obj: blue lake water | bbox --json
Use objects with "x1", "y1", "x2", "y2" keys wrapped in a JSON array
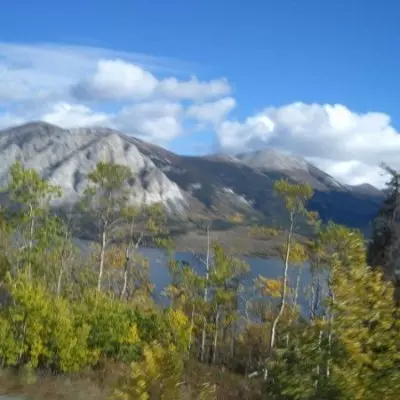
[
  {"x1": 73, "y1": 239, "x2": 327, "y2": 312},
  {"x1": 139, "y1": 248, "x2": 324, "y2": 312}
]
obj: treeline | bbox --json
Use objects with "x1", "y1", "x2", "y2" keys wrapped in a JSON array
[{"x1": 0, "y1": 161, "x2": 399, "y2": 399}]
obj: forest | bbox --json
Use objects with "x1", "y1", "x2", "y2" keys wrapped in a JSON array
[{"x1": 0, "y1": 161, "x2": 399, "y2": 399}]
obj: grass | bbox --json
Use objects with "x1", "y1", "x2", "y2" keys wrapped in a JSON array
[{"x1": 0, "y1": 361, "x2": 264, "y2": 400}]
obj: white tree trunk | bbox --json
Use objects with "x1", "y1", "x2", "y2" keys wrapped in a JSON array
[
  {"x1": 97, "y1": 223, "x2": 107, "y2": 291},
  {"x1": 200, "y1": 224, "x2": 211, "y2": 362},
  {"x1": 120, "y1": 246, "x2": 130, "y2": 299},
  {"x1": 27, "y1": 204, "x2": 35, "y2": 280},
  {"x1": 326, "y1": 271, "x2": 335, "y2": 378},
  {"x1": 286, "y1": 264, "x2": 303, "y2": 347},
  {"x1": 315, "y1": 320, "x2": 324, "y2": 388},
  {"x1": 56, "y1": 263, "x2": 64, "y2": 296},
  {"x1": 269, "y1": 214, "x2": 294, "y2": 353}
]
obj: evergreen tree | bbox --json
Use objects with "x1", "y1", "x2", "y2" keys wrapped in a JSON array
[{"x1": 367, "y1": 164, "x2": 400, "y2": 301}]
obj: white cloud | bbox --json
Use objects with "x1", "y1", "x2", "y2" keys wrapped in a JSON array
[
  {"x1": 158, "y1": 76, "x2": 231, "y2": 100},
  {"x1": 0, "y1": 42, "x2": 189, "y2": 105},
  {"x1": 216, "y1": 102, "x2": 400, "y2": 188},
  {"x1": 186, "y1": 97, "x2": 236, "y2": 124},
  {"x1": 0, "y1": 42, "x2": 230, "y2": 143},
  {"x1": 1, "y1": 42, "x2": 399, "y2": 188},
  {"x1": 42, "y1": 102, "x2": 111, "y2": 128},
  {"x1": 72, "y1": 59, "x2": 159, "y2": 100},
  {"x1": 217, "y1": 114, "x2": 275, "y2": 150},
  {"x1": 115, "y1": 101, "x2": 183, "y2": 142},
  {"x1": 71, "y1": 61, "x2": 231, "y2": 102}
]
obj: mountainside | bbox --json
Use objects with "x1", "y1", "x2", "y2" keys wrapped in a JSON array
[
  {"x1": 0, "y1": 122, "x2": 189, "y2": 214},
  {"x1": 0, "y1": 122, "x2": 384, "y2": 234}
]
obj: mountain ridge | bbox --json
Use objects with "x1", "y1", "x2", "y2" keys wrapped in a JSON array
[{"x1": 0, "y1": 121, "x2": 383, "y2": 234}]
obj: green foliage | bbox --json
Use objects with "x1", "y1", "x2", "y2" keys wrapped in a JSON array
[
  {"x1": 367, "y1": 164, "x2": 400, "y2": 286},
  {"x1": 248, "y1": 225, "x2": 280, "y2": 239},
  {"x1": 274, "y1": 179, "x2": 313, "y2": 217},
  {"x1": 8, "y1": 161, "x2": 62, "y2": 211},
  {"x1": 73, "y1": 290, "x2": 171, "y2": 363},
  {"x1": 80, "y1": 162, "x2": 132, "y2": 235},
  {"x1": 331, "y1": 253, "x2": 400, "y2": 399},
  {"x1": 114, "y1": 341, "x2": 217, "y2": 400},
  {"x1": 114, "y1": 341, "x2": 184, "y2": 400},
  {"x1": 263, "y1": 223, "x2": 400, "y2": 400},
  {"x1": 0, "y1": 274, "x2": 95, "y2": 372},
  {"x1": 1, "y1": 162, "x2": 398, "y2": 399},
  {"x1": 6, "y1": 162, "x2": 63, "y2": 279},
  {"x1": 265, "y1": 323, "x2": 339, "y2": 400}
]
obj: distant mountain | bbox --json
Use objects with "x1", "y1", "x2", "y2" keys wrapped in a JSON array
[
  {"x1": 234, "y1": 148, "x2": 384, "y2": 230},
  {"x1": 235, "y1": 149, "x2": 346, "y2": 191},
  {"x1": 0, "y1": 122, "x2": 383, "y2": 234}
]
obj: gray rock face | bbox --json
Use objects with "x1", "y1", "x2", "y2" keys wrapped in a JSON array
[
  {"x1": 0, "y1": 121, "x2": 383, "y2": 232},
  {"x1": 235, "y1": 148, "x2": 347, "y2": 191},
  {"x1": 236, "y1": 148, "x2": 309, "y2": 173},
  {"x1": 0, "y1": 122, "x2": 187, "y2": 212}
]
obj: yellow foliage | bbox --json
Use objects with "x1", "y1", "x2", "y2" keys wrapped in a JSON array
[
  {"x1": 165, "y1": 308, "x2": 191, "y2": 352},
  {"x1": 114, "y1": 342, "x2": 183, "y2": 400},
  {"x1": 255, "y1": 275, "x2": 283, "y2": 298},
  {"x1": 249, "y1": 225, "x2": 280, "y2": 239},
  {"x1": 279, "y1": 240, "x2": 308, "y2": 265},
  {"x1": 274, "y1": 179, "x2": 313, "y2": 214},
  {"x1": 229, "y1": 213, "x2": 244, "y2": 224},
  {"x1": 123, "y1": 324, "x2": 140, "y2": 345},
  {"x1": 105, "y1": 246, "x2": 126, "y2": 270}
]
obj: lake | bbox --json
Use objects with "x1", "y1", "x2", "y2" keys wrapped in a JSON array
[
  {"x1": 72, "y1": 239, "x2": 326, "y2": 313},
  {"x1": 137, "y1": 248, "x2": 324, "y2": 313}
]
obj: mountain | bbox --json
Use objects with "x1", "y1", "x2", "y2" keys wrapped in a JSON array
[
  {"x1": 0, "y1": 122, "x2": 190, "y2": 213},
  {"x1": 234, "y1": 149, "x2": 384, "y2": 230},
  {"x1": 235, "y1": 149, "x2": 346, "y2": 191},
  {"x1": 0, "y1": 122, "x2": 383, "y2": 234}
]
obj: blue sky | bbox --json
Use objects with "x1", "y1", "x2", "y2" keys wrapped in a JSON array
[{"x1": 0, "y1": 0, "x2": 400, "y2": 187}]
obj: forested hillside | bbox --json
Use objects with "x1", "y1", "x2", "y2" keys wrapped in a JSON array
[{"x1": 0, "y1": 161, "x2": 398, "y2": 400}]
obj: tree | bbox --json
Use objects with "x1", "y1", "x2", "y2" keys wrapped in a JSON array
[
  {"x1": 326, "y1": 223, "x2": 400, "y2": 399},
  {"x1": 119, "y1": 203, "x2": 170, "y2": 302},
  {"x1": 193, "y1": 221, "x2": 213, "y2": 363},
  {"x1": 7, "y1": 162, "x2": 62, "y2": 279},
  {"x1": 367, "y1": 163, "x2": 400, "y2": 302},
  {"x1": 208, "y1": 243, "x2": 249, "y2": 364},
  {"x1": 80, "y1": 162, "x2": 132, "y2": 291},
  {"x1": 268, "y1": 180, "x2": 314, "y2": 363},
  {"x1": 0, "y1": 207, "x2": 12, "y2": 282},
  {"x1": 164, "y1": 259, "x2": 204, "y2": 354},
  {"x1": 318, "y1": 223, "x2": 366, "y2": 379}
]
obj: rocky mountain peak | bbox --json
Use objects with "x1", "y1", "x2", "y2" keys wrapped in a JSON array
[
  {"x1": 0, "y1": 121, "x2": 383, "y2": 233},
  {"x1": 0, "y1": 122, "x2": 187, "y2": 212}
]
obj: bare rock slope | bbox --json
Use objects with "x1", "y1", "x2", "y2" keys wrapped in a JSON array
[
  {"x1": 0, "y1": 122, "x2": 187, "y2": 212},
  {"x1": 0, "y1": 122, "x2": 384, "y2": 233}
]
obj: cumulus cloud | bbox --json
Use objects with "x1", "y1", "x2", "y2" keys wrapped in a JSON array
[
  {"x1": 72, "y1": 63, "x2": 231, "y2": 102},
  {"x1": 0, "y1": 42, "x2": 229, "y2": 142},
  {"x1": 216, "y1": 102, "x2": 400, "y2": 187},
  {"x1": 42, "y1": 102, "x2": 111, "y2": 128},
  {"x1": 186, "y1": 97, "x2": 236, "y2": 124},
  {"x1": 1, "y1": 42, "x2": 399, "y2": 188},
  {"x1": 72, "y1": 59, "x2": 159, "y2": 100},
  {"x1": 115, "y1": 101, "x2": 183, "y2": 142}
]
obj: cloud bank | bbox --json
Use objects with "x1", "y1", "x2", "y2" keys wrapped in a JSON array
[{"x1": 0, "y1": 42, "x2": 398, "y2": 188}]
